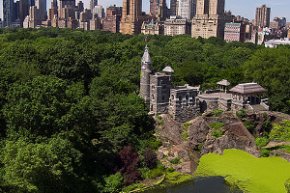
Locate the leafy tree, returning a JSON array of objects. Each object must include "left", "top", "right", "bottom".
[
  {"left": 103, "top": 172, "right": 123, "bottom": 193},
  {"left": 1, "top": 136, "right": 82, "bottom": 193},
  {"left": 3, "top": 76, "right": 71, "bottom": 137},
  {"left": 118, "top": 145, "right": 141, "bottom": 185},
  {"left": 143, "top": 148, "right": 158, "bottom": 169}
]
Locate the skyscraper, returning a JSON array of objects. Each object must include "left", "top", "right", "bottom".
[
  {"left": 90, "top": 0, "right": 98, "bottom": 12},
  {"left": 255, "top": 4, "right": 271, "bottom": 27},
  {"left": 35, "top": 0, "right": 47, "bottom": 20},
  {"left": 3, "top": 0, "right": 15, "bottom": 27},
  {"left": 170, "top": 0, "right": 177, "bottom": 16},
  {"left": 192, "top": 0, "right": 227, "bottom": 39},
  {"left": 150, "top": 0, "right": 167, "bottom": 20},
  {"left": 120, "top": 0, "right": 142, "bottom": 34},
  {"left": 48, "top": 0, "right": 57, "bottom": 21},
  {"left": 176, "top": 0, "right": 196, "bottom": 20},
  {"left": 19, "top": 0, "right": 30, "bottom": 24}
]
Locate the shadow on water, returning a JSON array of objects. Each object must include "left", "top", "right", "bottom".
[{"left": 144, "top": 176, "right": 243, "bottom": 193}]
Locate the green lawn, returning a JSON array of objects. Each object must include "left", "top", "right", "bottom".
[{"left": 195, "top": 149, "right": 290, "bottom": 193}]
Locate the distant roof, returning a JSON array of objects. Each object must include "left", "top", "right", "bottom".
[
  {"left": 217, "top": 79, "right": 230, "bottom": 86},
  {"left": 230, "top": 83, "right": 267, "bottom": 94},
  {"left": 142, "top": 45, "right": 151, "bottom": 64},
  {"left": 162, "top": 66, "right": 174, "bottom": 73}
]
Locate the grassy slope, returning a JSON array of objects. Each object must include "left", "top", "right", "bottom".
[{"left": 195, "top": 149, "right": 290, "bottom": 193}]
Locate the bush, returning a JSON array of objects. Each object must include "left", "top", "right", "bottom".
[
  {"left": 144, "top": 148, "right": 157, "bottom": 169},
  {"left": 244, "top": 120, "right": 256, "bottom": 133},
  {"left": 141, "top": 167, "right": 164, "bottom": 179},
  {"left": 255, "top": 137, "right": 269, "bottom": 148},
  {"left": 269, "top": 121, "right": 290, "bottom": 141},
  {"left": 260, "top": 149, "right": 270, "bottom": 157},
  {"left": 165, "top": 172, "right": 193, "bottom": 185},
  {"left": 181, "top": 122, "right": 191, "bottom": 141},
  {"left": 103, "top": 172, "right": 123, "bottom": 193},
  {"left": 209, "top": 122, "right": 224, "bottom": 129},
  {"left": 236, "top": 109, "right": 247, "bottom": 119},
  {"left": 170, "top": 157, "right": 181, "bottom": 165},
  {"left": 212, "top": 109, "right": 224, "bottom": 117},
  {"left": 212, "top": 128, "right": 224, "bottom": 138}
]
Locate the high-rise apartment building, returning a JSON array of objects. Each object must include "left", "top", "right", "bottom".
[
  {"left": 192, "top": 0, "right": 227, "bottom": 39},
  {"left": 35, "top": 0, "right": 47, "bottom": 20},
  {"left": 102, "top": 5, "right": 122, "bottom": 33},
  {"left": 48, "top": 0, "right": 57, "bottom": 21},
  {"left": 150, "top": 0, "right": 167, "bottom": 21},
  {"left": 176, "top": 0, "right": 196, "bottom": 20},
  {"left": 90, "top": 0, "right": 98, "bottom": 12},
  {"left": 164, "top": 16, "right": 190, "bottom": 36},
  {"left": 3, "top": 0, "right": 15, "bottom": 27},
  {"left": 93, "top": 5, "right": 105, "bottom": 18},
  {"left": 255, "top": 4, "right": 270, "bottom": 27},
  {"left": 18, "top": 0, "right": 30, "bottom": 24},
  {"left": 120, "top": 0, "right": 142, "bottom": 34},
  {"left": 170, "top": 0, "right": 177, "bottom": 16}
]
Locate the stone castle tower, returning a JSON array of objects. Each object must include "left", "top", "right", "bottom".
[
  {"left": 139, "top": 45, "right": 152, "bottom": 105},
  {"left": 120, "top": 0, "right": 142, "bottom": 34},
  {"left": 192, "top": 0, "right": 226, "bottom": 39}
]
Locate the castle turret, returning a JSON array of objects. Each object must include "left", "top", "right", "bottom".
[{"left": 139, "top": 45, "right": 152, "bottom": 105}]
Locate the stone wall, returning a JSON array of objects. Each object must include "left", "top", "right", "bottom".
[
  {"left": 150, "top": 73, "right": 171, "bottom": 114},
  {"left": 168, "top": 86, "right": 199, "bottom": 122}
]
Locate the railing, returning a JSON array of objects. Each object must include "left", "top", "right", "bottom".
[{"left": 260, "top": 102, "right": 270, "bottom": 111}]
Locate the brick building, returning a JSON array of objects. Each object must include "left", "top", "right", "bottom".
[{"left": 102, "top": 5, "right": 122, "bottom": 33}]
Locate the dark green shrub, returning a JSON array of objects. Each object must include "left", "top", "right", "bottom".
[
  {"left": 170, "top": 157, "right": 181, "bottom": 165},
  {"left": 255, "top": 137, "right": 269, "bottom": 148}
]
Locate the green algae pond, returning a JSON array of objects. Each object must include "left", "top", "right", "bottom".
[
  {"left": 195, "top": 149, "right": 290, "bottom": 193},
  {"left": 142, "top": 149, "right": 290, "bottom": 193}
]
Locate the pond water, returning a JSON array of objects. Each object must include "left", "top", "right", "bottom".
[{"left": 143, "top": 176, "right": 243, "bottom": 193}]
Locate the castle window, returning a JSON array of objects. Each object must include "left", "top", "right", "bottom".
[{"left": 152, "top": 94, "right": 155, "bottom": 100}]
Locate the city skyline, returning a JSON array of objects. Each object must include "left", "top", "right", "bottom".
[{"left": 1, "top": 0, "right": 290, "bottom": 21}]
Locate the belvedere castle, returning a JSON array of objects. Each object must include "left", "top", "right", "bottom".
[{"left": 139, "top": 46, "right": 269, "bottom": 122}]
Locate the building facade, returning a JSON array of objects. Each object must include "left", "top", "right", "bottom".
[
  {"left": 139, "top": 45, "right": 200, "bottom": 122},
  {"left": 255, "top": 4, "right": 270, "bottom": 27},
  {"left": 192, "top": 0, "right": 227, "bottom": 39},
  {"left": 164, "top": 16, "right": 190, "bottom": 36},
  {"left": 150, "top": 0, "right": 167, "bottom": 21},
  {"left": 102, "top": 5, "right": 122, "bottom": 33},
  {"left": 176, "top": 0, "right": 196, "bottom": 20},
  {"left": 120, "top": 0, "right": 142, "bottom": 34},
  {"left": 224, "top": 22, "right": 245, "bottom": 42},
  {"left": 35, "top": 0, "right": 47, "bottom": 21},
  {"left": 3, "top": 0, "right": 15, "bottom": 27},
  {"left": 141, "top": 20, "right": 162, "bottom": 35},
  {"left": 170, "top": 0, "right": 177, "bottom": 16},
  {"left": 90, "top": 0, "right": 98, "bottom": 12}
]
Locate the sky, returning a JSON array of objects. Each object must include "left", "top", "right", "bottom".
[{"left": 1, "top": 0, "right": 290, "bottom": 21}]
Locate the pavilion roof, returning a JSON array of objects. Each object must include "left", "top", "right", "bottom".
[
  {"left": 162, "top": 66, "right": 174, "bottom": 73},
  {"left": 217, "top": 79, "right": 230, "bottom": 86},
  {"left": 230, "top": 83, "right": 267, "bottom": 94}
]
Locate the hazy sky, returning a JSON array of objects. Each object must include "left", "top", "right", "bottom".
[{"left": 1, "top": 0, "right": 290, "bottom": 21}]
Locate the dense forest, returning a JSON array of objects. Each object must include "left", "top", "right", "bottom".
[{"left": 0, "top": 28, "right": 289, "bottom": 193}]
